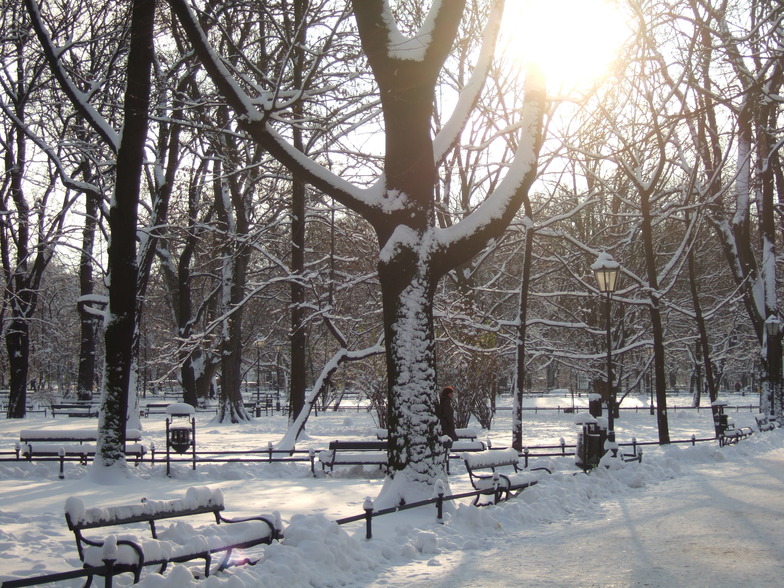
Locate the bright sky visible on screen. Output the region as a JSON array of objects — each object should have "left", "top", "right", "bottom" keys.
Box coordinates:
[{"left": 500, "top": 0, "right": 630, "bottom": 94}]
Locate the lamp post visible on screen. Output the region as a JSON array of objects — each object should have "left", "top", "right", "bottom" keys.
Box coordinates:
[
  {"left": 592, "top": 253, "right": 620, "bottom": 453},
  {"left": 765, "top": 315, "right": 781, "bottom": 417}
]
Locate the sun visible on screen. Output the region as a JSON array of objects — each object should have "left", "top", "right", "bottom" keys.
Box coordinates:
[{"left": 499, "top": 0, "right": 630, "bottom": 93}]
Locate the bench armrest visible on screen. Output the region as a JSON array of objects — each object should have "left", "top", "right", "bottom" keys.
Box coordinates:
[{"left": 217, "top": 512, "right": 281, "bottom": 539}]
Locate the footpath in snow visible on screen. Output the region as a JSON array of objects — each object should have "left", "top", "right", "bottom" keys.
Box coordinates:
[{"left": 365, "top": 448, "right": 784, "bottom": 588}]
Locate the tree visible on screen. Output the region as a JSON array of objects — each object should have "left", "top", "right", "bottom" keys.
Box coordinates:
[
  {"left": 95, "top": 0, "right": 155, "bottom": 465},
  {"left": 169, "top": 0, "right": 545, "bottom": 504},
  {"left": 0, "top": 1, "right": 82, "bottom": 417}
]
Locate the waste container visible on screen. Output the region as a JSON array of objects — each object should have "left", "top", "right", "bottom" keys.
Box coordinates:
[
  {"left": 712, "top": 401, "right": 728, "bottom": 437},
  {"left": 165, "top": 403, "right": 196, "bottom": 476},
  {"left": 588, "top": 393, "right": 603, "bottom": 418},
  {"left": 574, "top": 414, "right": 606, "bottom": 472}
]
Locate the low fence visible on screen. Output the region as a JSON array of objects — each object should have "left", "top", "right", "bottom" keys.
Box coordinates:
[
  {"left": 1, "top": 560, "right": 118, "bottom": 588},
  {"left": 496, "top": 404, "right": 760, "bottom": 414}
]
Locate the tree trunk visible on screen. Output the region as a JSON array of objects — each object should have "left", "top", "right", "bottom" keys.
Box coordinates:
[
  {"left": 378, "top": 252, "right": 445, "bottom": 503},
  {"left": 640, "top": 191, "right": 670, "bottom": 444},
  {"left": 513, "top": 218, "right": 534, "bottom": 450},
  {"left": 5, "top": 318, "right": 30, "bottom": 418},
  {"left": 96, "top": 0, "right": 155, "bottom": 466},
  {"left": 77, "top": 191, "right": 100, "bottom": 401},
  {"left": 284, "top": 0, "right": 308, "bottom": 424}
]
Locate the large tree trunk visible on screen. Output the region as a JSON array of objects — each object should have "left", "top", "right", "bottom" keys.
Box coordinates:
[
  {"left": 377, "top": 253, "right": 445, "bottom": 502},
  {"left": 5, "top": 317, "right": 30, "bottom": 418},
  {"left": 96, "top": 0, "right": 155, "bottom": 466}
]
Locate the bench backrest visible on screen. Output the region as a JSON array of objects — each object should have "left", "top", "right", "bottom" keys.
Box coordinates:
[
  {"left": 328, "top": 440, "right": 387, "bottom": 451},
  {"left": 65, "top": 486, "right": 224, "bottom": 531},
  {"left": 462, "top": 448, "right": 520, "bottom": 471},
  {"left": 20, "top": 428, "right": 142, "bottom": 443}
]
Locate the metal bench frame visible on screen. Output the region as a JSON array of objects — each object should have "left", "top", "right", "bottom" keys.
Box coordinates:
[
  {"left": 462, "top": 449, "right": 550, "bottom": 506},
  {"left": 66, "top": 495, "right": 280, "bottom": 586}
]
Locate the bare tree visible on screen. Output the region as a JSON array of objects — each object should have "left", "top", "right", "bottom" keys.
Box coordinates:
[{"left": 168, "top": 0, "right": 544, "bottom": 503}]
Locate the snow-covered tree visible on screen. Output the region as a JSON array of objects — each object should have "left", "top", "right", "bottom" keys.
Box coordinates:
[{"left": 168, "top": 0, "right": 545, "bottom": 503}]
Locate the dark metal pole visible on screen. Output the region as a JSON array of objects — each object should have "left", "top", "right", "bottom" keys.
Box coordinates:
[
  {"left": 606, "top": 291, "right": 615, "bottom": 445},
  {"left": 649, "top": 367, "right": 654, "bottom": 415},
  {"left": 275, "top": 349, "right": 281, "bottom": 412}
]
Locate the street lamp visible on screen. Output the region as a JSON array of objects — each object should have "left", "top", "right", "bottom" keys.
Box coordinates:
[
  {"left": 592, "top": 252, "right": 620, "bottom": 454},
  {"left": 765, "top": 315, "right": 782, "bottom": 417}
]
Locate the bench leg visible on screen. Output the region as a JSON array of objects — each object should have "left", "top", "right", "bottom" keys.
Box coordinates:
[{"left": 216, "top": 548, "right": 233, "bottom": 573}]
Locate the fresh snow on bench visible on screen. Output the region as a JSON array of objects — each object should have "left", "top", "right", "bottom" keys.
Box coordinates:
[
  {"left": 20, "top": 429, "right": 142, "bottom": 442},
  {"left": 65, "top": 485, "right": 222, "bottom": 526},
  {"left": 462, "top": 448, "right": 521, "bottom": 468}
]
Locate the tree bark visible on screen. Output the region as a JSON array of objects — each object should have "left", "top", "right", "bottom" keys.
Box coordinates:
[
  {"left": 97, "top": 0, "right": 155, "bottom": 465},
  {"left": 76, "top": 191, "right": 100, "bottom": 401},
  {"left": 288, "top": 0, "right": 308, "bottom": 423}
]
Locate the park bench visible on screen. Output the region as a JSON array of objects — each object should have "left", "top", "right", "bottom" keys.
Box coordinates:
[
  {"left": 18, "top": 429, "right": 146, "bottom": 475},
  {"left": 320, "top": 437, "right": 488, "bottom": 475},
  {"left": 64, "top": 486, "right": 282, "bottom": 586},
  {"left": 143, "top": 402, "right": 173, "bottom": 417},
  {"left": 51, "top": 403, "right": 99, "bottom": 418},
  {"left": 462, "top": 448, "right": 551, "bottom": 506},
  {"left": 754, "top": 414, "right": 777, "bottom": 432},
  {"left": 318, "top": 440, "right": 389, "bottom": 473},
  {"left": 713, "top": 400, "right": 753, "bottom": 446},
  {"left": 718, "top": 422, "right": 754, "bottom": 447},
  {"left": 442, "top": 438, "right": 487, "bottom": 474}
]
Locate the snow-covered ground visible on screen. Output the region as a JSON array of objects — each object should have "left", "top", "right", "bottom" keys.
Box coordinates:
[{"left": 0, "top": 392, "right": 779, "bottom": 587}]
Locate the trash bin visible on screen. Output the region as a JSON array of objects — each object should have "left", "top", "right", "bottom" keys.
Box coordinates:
[
  {"left": 588, "top": 393, "right": 603, "bottom": 418},
  {"left": 574, "top": 414, "right": 607, "bottom": 472},
  {"left": 712, "top": 401, "right": 728, "bottom": 437},
  {"left": 165, "top": 403, "right": 196, "bottom": 476}
]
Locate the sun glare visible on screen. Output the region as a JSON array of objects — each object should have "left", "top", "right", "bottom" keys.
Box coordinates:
[{"left": 500, "top": 0, "right": 629, "bottom": 93}]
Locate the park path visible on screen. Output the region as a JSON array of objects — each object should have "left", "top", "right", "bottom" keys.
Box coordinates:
[{"left": 364, "top": 449, "right": 784, "bottom": 587}]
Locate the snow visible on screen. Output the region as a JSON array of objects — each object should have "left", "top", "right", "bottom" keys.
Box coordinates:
[
  {"left": 381, "top": 0, "right": 442, "bottom": 62},
  {"left": 1, "top": 393, "right": 782, "bottom": 587},
  {"left": 165, "top": 403, "right": 195, "bottom": 416}
]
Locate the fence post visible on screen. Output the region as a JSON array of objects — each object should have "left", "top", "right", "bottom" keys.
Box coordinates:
[
  {"left": 363, "top": 497, "right": 374, "bottom": 540},
  {"left": 691, "top": 434, "right": 696, "bottom": 446},
  {"left": 59, "top": 446, "right": 65, "bottom": 480},
  {"left": 560, "top": 437, "right": 566, "bottom": 455},
  {"left": 435, "top": 480, "right": 445, "bottom": 524},
  {"left": 523, "top": 447, "right": 529, "bottom": 468}
]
